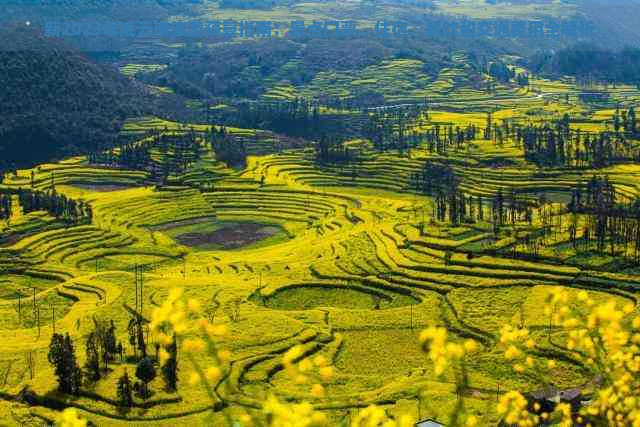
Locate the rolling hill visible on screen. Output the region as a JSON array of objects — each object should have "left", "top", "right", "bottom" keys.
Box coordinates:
[{"left": 0, "top": 26, "right": 147, "bottom": 170}]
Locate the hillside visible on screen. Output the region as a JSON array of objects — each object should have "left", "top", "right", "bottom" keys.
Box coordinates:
[{"left": 0, "top": 26, "right": 147, "bottom": 170}]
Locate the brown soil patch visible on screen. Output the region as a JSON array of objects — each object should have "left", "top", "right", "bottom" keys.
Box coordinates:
[{"left": 175, "top": 223, "right": 281, "bottom": 249}]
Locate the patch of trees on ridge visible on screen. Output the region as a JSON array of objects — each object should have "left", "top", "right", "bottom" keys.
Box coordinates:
[
  {"left": 363, "top": 105, "right": 481, "bottom": 153},
  {"left": 412, "top": 161, "right": 534, "bottom": 227},
  {"left": 17, "top": 189, "right": 93, "bottom": 224},
  {"left": 520, "top": 109, "right": 639, "bottom": 168},
  {"left": 89, "top": 125, "right": 248, "bottom": 181},
  {"left": 529, "top": 45, "right": 640, "bottom": 86},
  {"left": 90, "top": 128, "right": 201, "bottom": 182}
]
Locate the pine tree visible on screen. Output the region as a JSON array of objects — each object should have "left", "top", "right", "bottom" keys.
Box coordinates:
[
  {"left": 128, "top": 318, "right": 138, "bottom": 358},
  {"left": 106, "top": 320, "right": 117, "bottom": 361},
  {"left": 85, "top": 331, "right": 101, "bottom": 381},
  {"left": 117, "top": 370, "right": 134, "bottom": 408},
  {"left": 48, "top": 333, "right": 66, "bottom": 390},
  {"left": 48, "top": 333, "right": 81, "bottom": 394},
  {"left": 63, "top": 334, "right": 82, "bottom": 395},
  {"left": 135, "top": 357, "right": 156, "bottom": 399}
]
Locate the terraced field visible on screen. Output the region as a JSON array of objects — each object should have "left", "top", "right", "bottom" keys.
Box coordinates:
[{"left": 1, "top": 102, "right": 639, "bottom": 426}]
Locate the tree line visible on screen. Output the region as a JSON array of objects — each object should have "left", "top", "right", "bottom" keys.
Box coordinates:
[
  {"left": 411, "top": 161, "right": 534, "bottom": 228},
  {"left": 210, "top": 126, "right": 248, "bottom": 168},
  {"left": 17, "top": 189, "right": 92, "bottom": 225},
  {"left": 362, "top": 104, "right": 431, "bottom": 152},
  {"left": 89, "top": 128, "right": 203, "bottom": 184},
  {"left": 566, "top": 175, "right": 640, "bottom": 260},
  {"left": 48, "top": 315, "right": 178, "bottom": 408},
  {"left": 314, "top": 135, "right": 357, "bottom": 164},
  {"left": 520, "top": 110, "right": 640, "bottom": 168}
]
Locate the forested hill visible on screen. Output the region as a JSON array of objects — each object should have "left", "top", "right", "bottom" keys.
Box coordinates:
[
  {"left": 529, "top": 44, "right": 640, "bottom": 85},
  {"left": 0, "top": 26, "right": 147, "bottom": 170}
]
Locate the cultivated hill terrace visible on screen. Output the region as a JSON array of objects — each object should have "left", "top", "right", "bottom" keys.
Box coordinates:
[
  {"left": 1, "top": 89, "right": 640, "bottom": 425},
  {"left": 3, "top": 0, "right": 640, "bottom": 422}
]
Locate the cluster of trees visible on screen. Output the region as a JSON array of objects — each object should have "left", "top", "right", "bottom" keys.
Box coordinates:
[
  {"left": 412, "top": 161, "right": 465, "bottom": 224},
  {"left": 565, "top": 176, "right": 640, "bottom": 259},
  {"left": 612, "top": 106, "right": 638, "bottom": 134},
  {"left": 85, "top": 318, "right": 120, "bottom": 382},
  {"left": 363, "top": 109, "right": 481, "bottom": 155},
  {"left": 0, "top": 194, "right": 11, "bottom": 220},
  {"left": 48, "top": 333, "right": 82, "bottom": 395},
  {"left": 233, "top": 100, "right": 329, "bottom": 139},
  {"left": 423, "top": 124, "right": 479, "bottom": 154},
  {"left": 48, "top": 315, "right": 178, "bottom": 408},
  {"left": 211, "top": 128, "right": 247, "bottom": 168},
  {"left": 488, "top": 60, "right": 515, "bottom": 83},
  {"left": 486, "top": 61, "right": 528, "bottom": 87},
  {"left": 154, "top": 131, "right": 202, "bottom": 179},
  {"left": 127, "top": 315, "right": 147, "bottom": 360},
  {"left": 118, "top": 143, "right": 153, "bottom": 170},
  {"left": 126, "top": 311, "right": 178, "bottom": 397},
  {"left": 520, "top": 112, "right": 640, "bottom": 168},
  {"left": 89, "top": 142, "right": 153, "bottom": 171},
  {"left": 506, "top": 176, "right": 640, "bottom": 264},
  {"left": 89, "top": 129, "right": 203, "bottom": 183},
  {"left": 515, "top": 72, "right": 530, "bottom": 87},
  {"left": 412, "top": 161, "right": 535, "bottom": 228},
  {"left": 362, "top": 105, "right": 427, "bottom": 152},
  {"left": 17, "top": 189, "right": 92, "bottom": 224},
  {"left": 315, "top": 135, "right": 357, "bottom": 164}
]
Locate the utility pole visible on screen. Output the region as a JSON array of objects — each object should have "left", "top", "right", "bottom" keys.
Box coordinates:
[
  {"left": 410, "top": 304, "right": 413, "bottom": 330},
  {"left": 51, "top": 303, "right": 56, "bottom": 335},
  {"left": 135, "top": 264, "right": 138, "bottom": 312},
  {"left": 139, "top": 265, "right": 143, "bottom": 316}
]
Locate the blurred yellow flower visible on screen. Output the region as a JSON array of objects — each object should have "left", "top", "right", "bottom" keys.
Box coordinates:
[{"left": 56, "top": 408, "right": 87, "bottom": 427}]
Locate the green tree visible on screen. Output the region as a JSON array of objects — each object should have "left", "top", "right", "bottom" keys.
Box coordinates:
[
  {"left": 84, "top": 331, "right": 101, "bottom": 381},
  {"left": 48, "top": 333, "right": 81, "bottom": 394},
  {"left": 48, "top": 333, "right": 66, "bottom": 390},
  {"left": 117, "top": 370, "right": 134, "bottom": 408},
  {"left": 106, "top": 320, "right": 117, "bottom": 362},
  {"left": 135, "top": 357, "right": 156, "bottom": 399},
  {"left": 64, "top": 334, "right": 82, "bottom": 395}
]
